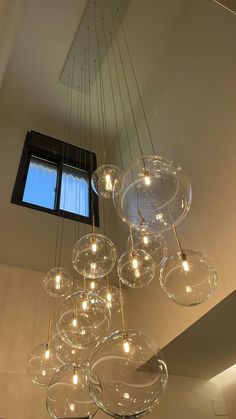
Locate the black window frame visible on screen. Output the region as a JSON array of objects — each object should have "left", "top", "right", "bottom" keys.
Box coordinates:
[{"left": 11, "top": 130, "right": 99, "bottom": 227}]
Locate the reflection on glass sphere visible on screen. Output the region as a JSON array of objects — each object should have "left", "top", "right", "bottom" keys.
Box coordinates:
[
  {"left": 160, "top": 249, "right": 218, "bottom": 306},
  {"left": 43, "top": 267, "right": 73, "bottom": 298},
  {"left": 127, "top": 231, "right": 167, "bottom": 268},
  {"left": 46, "top": 365, "right": 99, "bottom": 419},
  {"left": 89, "top": 330, "right": 168, "bottom": 418},
  {"left": 92, "top": 164, "right": 122, "bottom": 199},
  {"left": 72, "top": 233, "right": 117, "bottom": 279},
  {"left": 57, "top": 291, "right": 111, "bottom": 349},
  {"left": 98, "top": 286, "right": 122, "bottom": 315},
  {"left": 51, "top": 333, "right": 89, "bottom": 367},
  {"left": 74, "top": 277, "right": 106, "bottom": 293},
  {"left": 118, "top": 249, "right": 156, "bottom": 288},
  {"left": 113, "top": 155, "right": 191, "bottom": 233},
  {"left": 27, "top": 343, "right": 63, "bottom": 386}
]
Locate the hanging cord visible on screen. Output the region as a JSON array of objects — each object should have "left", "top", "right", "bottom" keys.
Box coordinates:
[
  {"left": 101, "top": 16, "right": 123, "bottom": 169},
  {"left": 116, "top": 7, "right": 156, "bottom": 155},
  {"left": 46, "top": 299, "right": 53, "bottom": 347}
]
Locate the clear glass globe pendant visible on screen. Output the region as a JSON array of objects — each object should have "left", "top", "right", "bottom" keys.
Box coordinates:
[
  {"left": 89, "top": 330, "right": 168, "bottom": 418},
  {"left": 127, "top": 230, "right": 167, "bottom": 268},
  {"left": 113, "top": 155, "right": 191, "bottom": 233},
  {"left": 27, "top": 343, "right": 63, "bottom": 386},
  {"left": 160, "top": 249, "right": 218, "bottom": 306},
  {"left": 46, "top": 365, "right": 99, "bottom": 419},
  {"left": 72, "top": 233, "right": 117, "bottom": 278},
  {"left": 92, "top": 164, "right": 122, "bottom": 199},
  {"left": 98, "top": 285, "right": 122, "bottom": 315},
  {"left": 118, "top": 249, "right": 156, "bottom": 288},
  {"left": 57, "top": 291, "right": 111, "bottom": 349},
  {"left": 43, "top": 267, "right": 73, "bottom": 298}
]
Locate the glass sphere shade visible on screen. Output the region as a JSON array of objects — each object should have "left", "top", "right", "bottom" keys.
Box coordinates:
[
  {"left": 160, "top": 249, "right": 218, "bottom": 306},
  {"left": 72, "top": 233, "right": 117, "bottom": 279},
  {"left": 43, "top": 267, "right": 73, "bottom": 298},
  {"left": 127, "top": 231, "right": 167, "bottom": 268},
  {"left": 27, "top": 343, "right": 63, "bottom": 386},
  {"left": 51, "top": 332, "right": 89, "bottom": 367},
  {"left": 57, "top": 291, "right": 111, "bottom": 349},
  {"left": 89, "top": 330, "right": 168, "bottom": 418},
  {"left": 118, "top": 249, "right": 156, "bottom": 288},
  {"left": 46, "top": 365, "right": 99, "bottom": 419},
  {"left": 92, "top": 164, "right": 122, "bottom": 199},
  {"left": 113, "top": 156, "right": 191, "bottom": 233}
]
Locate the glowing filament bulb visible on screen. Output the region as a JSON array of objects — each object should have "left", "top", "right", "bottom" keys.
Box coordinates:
[
  {"left": 42, "top": 370, "right": 46, "bottom": 376},
  {"left": 45, "top": 347, "right": 50, "bottom": 360},
  {"left": 144, "top": 175, "right": 151, "bottom": 185},
  {"left": 91, "top": 242, "right": 97, "bottom": 253},
  {"left": 55, "top": 274, "right": 61, "bottom": 290},
  {"left": 72, "top": 317, "right": 77, "bottom": 327},
  {"left": 132, "top": 258, "right": 138, "bottom": 269},
  {"left": 90, "top": 281, "right": 95, "bottom": 290},
  {"left": 106, "top": 292, "right": 112, "bottom": 302},
  {"left": 72, "top": 370, "right": 79, "bottom": 385},
  {"left": 134, "top": 269, "right": 140, "bottom": 278},
  {"left": 186, "top": 286, "right": 192, "bottom": 293},
  {"left": 143, "top": 235, "right": 149, "bottom": 245},
  {"left": 70, "top": 404, "right": 75, "bottom": 412},
  {"left": 82, "top": 299, "right": 88, "bottom": 311},
  {"left": 123, "top": 339, "right": 130, "bottom": 353},
  {"left": 91, "top": 262, "right": 97, "bottom": 270},
  {"left": 182, "top": 260, "right": 190, "bottom": 272},
  {"left": 105, "top": 173, "right": 112, "bottom": 191}
]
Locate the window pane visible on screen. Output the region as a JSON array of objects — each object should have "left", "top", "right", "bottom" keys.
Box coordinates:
[
  {"left": 60, "top": 164, "right": 89, "bottom": 217},
  {"left": 23, "top": 156, "right": 57, "bottom": 209}
]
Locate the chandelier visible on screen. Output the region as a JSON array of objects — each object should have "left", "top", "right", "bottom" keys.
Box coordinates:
[{"left": 27, "top": 0, "right": 218, "bottom": 417}]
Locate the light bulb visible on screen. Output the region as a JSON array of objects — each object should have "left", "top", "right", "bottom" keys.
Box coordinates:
[
  {"left": 70, "top": 403, "right": 75, "bottom": 412},
  {"left": 91, "top": 242, "right": 97, "bottom": 253},
  {"left": 143, "top": 235, "right": 149, "bottom": 245},
  {"left": 186, "top": 286, "right": 192, "bottom": 293},
  {"left": 82, "top": 299, "right": 88, "bottom": 311},
  {"left": 55, "top": 274, "right": 61, "bottom": 290},
  {"left": 81, "top": 329, "right": 86, "bottom": 335},
  {"left": 72, "top": 317, "right": 77, "bottom": 327},
  {"left": 91, "top": 262, "right": 97, "bottom": 270},
  {"left": 181, "top": 253, "right": 190, "bottom": 272},
  {"left": 123, "top": 339, "right": 130, "bottom": 353},
  {"left": 144, "top": 175, "right": 151, "bottom": 186},
  {"left": 45, "top": 348, "right": 50, "bottom": 360},
  {"left": 72, "top": 371, "right": 79, "bottom": 385},
  {"left": 105, "top": 173, "right": 112, "bottom": 191},
  {"left": 90, "top": 281, "right": 95, "bottom": 290},
  {"left": 132, "top": 258, "right": 138, "bottom": 269},
  {"left": 134, "top": 268, "right": 141, "bottom": 278},
  {"left": 42, "top": 370, "right": 46, "bottom": 376},
  {"left": 106, "top": 292, "right": 112, "bottom": 302},
  {"left": 123, "top": 392, "right": 130, "bottom": 399}
]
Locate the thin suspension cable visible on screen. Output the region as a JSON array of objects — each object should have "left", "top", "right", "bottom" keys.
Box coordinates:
[
  {"left": 105, "top": 0, "right": 144, "bottom": 164},
  {"left": 101, "top": 17, "right": 123, "bottom": 169},
  {"left": 109, "top": 30, "right": 132, "bottom": 163},
  {"left": 117, "top": 8, "right": 156, "bottom": 155}
]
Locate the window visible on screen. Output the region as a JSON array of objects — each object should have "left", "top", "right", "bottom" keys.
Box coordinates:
[{"left": 11, "top": 131, "right": 99, "bottom": 226}]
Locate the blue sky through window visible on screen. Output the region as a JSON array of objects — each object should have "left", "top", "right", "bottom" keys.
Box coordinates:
[{"left": 23, "top": 156, "right": 57, "bottom": 209}]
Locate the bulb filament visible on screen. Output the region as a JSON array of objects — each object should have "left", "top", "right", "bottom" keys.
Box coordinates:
[
  {"left": 132, "top": 258, "right": 138, "bottom": 269},
  {"left": 181, "top": 253, "right": 190, "bottom": 272},
  {"left": 72, "top": 368, "right": 79, "bottom": 385},
  {"left": 123, "top": 338, "right": 130, "bottom": 353},
  {"left": 72, "top": 317, "right": 77, "bottom": 327},
  {"left": 55, "top": 274, "right": 61, "bottom": 290},
  {"left": 143, "top": 235, "right": 149, "bottom": 245},
  {"left": 105, "top": 173, "right": 113, "bottom": 191},
  {"left": 82, "top": 298, "right": 88, "bottom": 311},
  {"left": 91, "top": 242, "right": 97, "bottom": 253},
  {"left": 90, "top": 281, "right": 95, "bottom": 290},
  {"left": 45, "top": 346, "right": 50, "bottom": 360}
]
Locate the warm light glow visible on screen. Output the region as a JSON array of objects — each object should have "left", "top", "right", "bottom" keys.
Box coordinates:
[
  {"left": 45, "top": 348, "right": 50, "bottom": 360},
  {"left": 132, "top": 258, "right": 138, "bottom": 269},
  {"left": 72, "top": 317, "right": 77, "bottom": 327},
  {"left": 143, "top": 235, "right": 149, "bottom": 245},
  {"left": 91, "top": 242, "right": 97, "bottom": 253},
  {"left": 55, "top": 274, "right": 61, "bottom": 290},
  {"left": 134, "top": 268, "right": 141, "bottom": 278},
  {"left": 105, "top": 173, "right": 112, "bottom": 191},
  {"left": 72, "top": 371, "right": 79, "bottom": 385},
  {"left": 123, "top": 392, "right": 130, "bottom": 399},
  {"left": 155, "top": 213, "right": 163, "bottom": 221},
  {"left": 81, "top": 329, "right": 86, "bottom": 335},
  {"left": 182, "top": 260, "right": 190, "bottom": 272},
  {"left": 70, "top": 403, "right": 75, "bottom": 412},
  {"left": 186, "top": 286, "right": 192, "bottom": 293},
  {"left": 82, "top": 299, "right": 88, "bottom": 311},
  {"left": 123, "top": 340, "right": 130, "bottom": 353},
  {"left": 42, "top": 370, "right": 46, "bottom": 376},
  {"left": 106, "top": 292, "right": 112, "bottom": 302},
  {"left": 144, "top": 175, "right": 151, "bottom": 186},
  {"left": 91, "top": 262, "right": 97, "bottom": 270},
  {"left": 107, "top": 301, "right": 112, "bottom": 309},
  {"left": 90, "top": 281, "right": 95, "bottom": 290}
]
